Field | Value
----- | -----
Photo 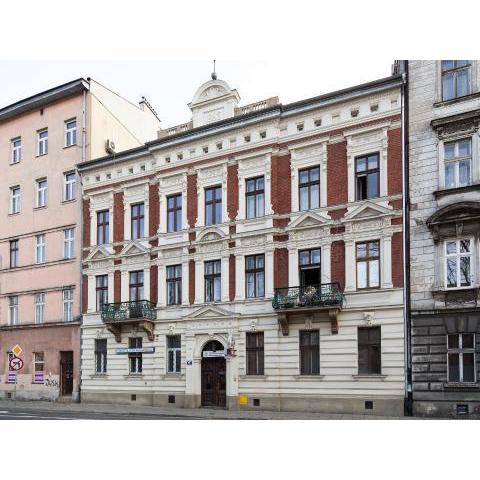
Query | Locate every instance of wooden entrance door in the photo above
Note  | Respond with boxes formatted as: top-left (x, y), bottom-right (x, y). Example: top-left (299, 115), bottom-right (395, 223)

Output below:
top-left (60, 351), bottom-right (74, 396)
top-left (201, 357), bottom-right (226, 408)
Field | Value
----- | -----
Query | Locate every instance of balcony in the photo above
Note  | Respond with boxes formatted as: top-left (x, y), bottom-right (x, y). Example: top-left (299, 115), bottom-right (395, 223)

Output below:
top-left (272, 283), bottom-right (344, 336)
top-left (101, 300), bottom-right (156, 342)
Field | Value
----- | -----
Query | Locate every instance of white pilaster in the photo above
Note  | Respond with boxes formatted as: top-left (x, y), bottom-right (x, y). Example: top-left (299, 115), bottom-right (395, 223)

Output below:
top-left (382, 236), bottom-right (393, 289)
top-left (121, 271), bottom-right (129, 301)
top-left (345, 240), bottom-right (356, 292)
top-left (182, 260), bottom-right (189, 305)
top-left (322, 243), bottom-right (331, 284)
top-left (235, 254), bottom-right (244, 300)
top-left (87, 275), bottom-right (96, 312)
top-left (288, 249), bottom-right (298, 287)
top-left (265, 249), bottom-right (274, 297)
top-left (158, 264), bottom-right (166, 307)
top-left (195, 260), bottom-right (203, 304)
top-left (221, 255), bottom-right (230, 303)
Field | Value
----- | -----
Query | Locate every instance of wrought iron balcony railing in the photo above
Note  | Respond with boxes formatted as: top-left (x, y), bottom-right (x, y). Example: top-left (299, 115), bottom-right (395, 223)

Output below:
top-left (101, 300), bottom-right (157, 323)
top-left (272, 283), bottom-right (344, 310)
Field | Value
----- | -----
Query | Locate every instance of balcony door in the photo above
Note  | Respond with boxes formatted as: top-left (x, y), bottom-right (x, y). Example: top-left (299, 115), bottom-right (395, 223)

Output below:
top-left (299, 248), bottom-right (321, 288)
top-left (129, 271), bottom-right (144, 318)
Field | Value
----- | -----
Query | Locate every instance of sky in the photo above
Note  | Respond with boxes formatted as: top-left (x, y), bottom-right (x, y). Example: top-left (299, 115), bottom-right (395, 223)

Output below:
top-left (0, 60), bottom-right (393, 129)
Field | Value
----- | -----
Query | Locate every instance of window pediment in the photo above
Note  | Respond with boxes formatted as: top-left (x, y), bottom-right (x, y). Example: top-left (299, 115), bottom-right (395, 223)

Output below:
top-left (288, 211), bottom-right (330, 230)
top-left (343, 201), bottom-right (392, 222)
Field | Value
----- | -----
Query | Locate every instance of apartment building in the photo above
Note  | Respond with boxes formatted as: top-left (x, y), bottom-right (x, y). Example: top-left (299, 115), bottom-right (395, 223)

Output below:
top-left (78, 72), bottom-right (405, 415)
top-left (0, 78), bottom-right (160, 401)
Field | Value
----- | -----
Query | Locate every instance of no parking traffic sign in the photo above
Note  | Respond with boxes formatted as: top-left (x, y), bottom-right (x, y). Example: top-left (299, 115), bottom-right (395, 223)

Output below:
top-left (9, 357), bottom-right (24, 371)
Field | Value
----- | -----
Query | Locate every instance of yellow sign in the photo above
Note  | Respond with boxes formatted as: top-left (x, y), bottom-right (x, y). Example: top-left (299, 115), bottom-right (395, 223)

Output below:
top-left (238, 395), bottom-right (248, 405)
top-left (11, 345), bottom-right (22, 357)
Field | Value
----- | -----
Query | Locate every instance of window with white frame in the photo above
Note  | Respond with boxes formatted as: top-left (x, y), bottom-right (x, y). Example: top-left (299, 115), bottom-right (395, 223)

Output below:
top-left (167, 335), bottom-right (181, 373)
top-left (63, 288), bottom-right (74, 322)
top-left (444, 139), bottom-right (472, 189)
top-left (35, 234), bottom-right (46, 264)
top-left (299, 166), bottom-right (320, 211)
top-left (205, 260), bottom-right (221, 302)
top-left (166, 265), bottom-right (182, 305)
top-left (37, 129), bottom-right (48, 156)
top-left (441, 61), bottom-right (471, 101)
top-left (33, 352), bottom-right (45, 383)
top-left (445, 239), bottom-right (472, 288)
top-left (447, 333), bottom-right (476, 383)
top-left (8, 296), bottom-right (18, 325)
top-left (356, 240), bottom-right (380, 289)
top-left (35, 293), bottom-right (45, 324)
top-left (64, 172), bottom-right (76, 201)
top-left (245, 176), bottom-right (265, 219)
top-left (95, 339), bottom-right (107, 373)
top-left (63, 228), bottom-right (75, 259)
top-left (65, 119), bottom-right (77, 147)
top-left (10, 186), bottom-right (20, 214)
top-left (11, 137), bottom-right (21, 164)
top-left (36, 178), bottom-right (47, 207)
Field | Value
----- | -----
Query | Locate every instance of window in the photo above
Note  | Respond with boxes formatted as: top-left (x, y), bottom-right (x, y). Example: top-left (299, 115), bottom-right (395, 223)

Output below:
top-left (96, 210), bottom-right (110, 245)
top-left (299, 248), bottom-right (321, 288)
top-left (128, 337), bottom-right (142, 374)
top-left (64, 228), bottom-right (75, 259)
top-left (245, 254), bottom-right (265, 298)
top-left (6, 353), bottom-right (15, 381)
top-left (35, 234), bottom-right (46, 264)
top-left (96, 275), bottom-right (108, 311)
top-left (10, 186), bottom-right (20, 214)
top-left (36, 178), bottom-right (47, 207)
top-left (131, 203), bottom-right (145, 240)
top-left (65, 119), bottom-right (77, 147)
top-left (167, 265), bottom-right (182, 305)
top-left (33, 353), bottom-right (45, 383)
top-left (205, 260), bottom-right (221, 302)
top-left (64, 172), bottom-right (76, 201)
top-left (356, 240), bottom-right (380, 289)
top-left (167, 194), bottom-right (182, 232)
top-left (246, 332), bottom-right (264, 375)
top-left (129, 271), bottom-right (144, 301)
top-left (446, 239), bottom-right (472, 288)
top-left (167, 335), bottom-right (181, 373)
top-left (8, 296), bottom-right (18, 326)
top-left (37, 129), bottom-right (48, 156)
top-left (95, 339), bottom-right (107, 374)
top-left (444, 139), bottom-right (471, 189)
top-left (246, 176), bottom-right (265, 219)
top-left (35, 293), bottom-right (45, 324)
top-left (299, 166), bottom-right (320, 211)
top-left (10, 240), bottom-right (19, 268)
top-left (448, 333), bottom-right (475, 383)
top-left (63, 288), bottom-right (73, 322)
top-left (205, 186), bottom-right (222, 225)
top-left (300, 330), bottom-right (320, 375)
top-left (11, 138), bottom-right (21, 164)
top-left (442, 60), bottom-right (471, 101)
top-left (358, 327), bottom-right (381, 375)
top-left (355, 153), bottom-right (379, 200)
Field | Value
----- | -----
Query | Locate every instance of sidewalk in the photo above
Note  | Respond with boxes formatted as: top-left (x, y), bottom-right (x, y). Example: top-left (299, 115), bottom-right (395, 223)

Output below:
top-left (0, 399), bottom-right (409, 420)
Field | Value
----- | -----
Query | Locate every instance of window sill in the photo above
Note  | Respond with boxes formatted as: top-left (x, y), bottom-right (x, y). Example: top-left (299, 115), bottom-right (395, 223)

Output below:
top-left (33, 206), bottom-right (47, 211)
top-left (162, 373), bottom-right (184, 379)
top-left (61, 199), bottom-right (77, 205)
top-left (433, 92), bottom-right (480, 108)
top-left (8, 212), bottom-right (20, 217)
top-left (443, 382), bottom-right (480, 391)
top-left (63, 144), bottom-right (77, 150)
top-left (124, 374), bottom-right (144, 379)
top-left (293, 375), bottom-right (325, 381)
top-left (433, 183), bottom-right (480, 198)
top-left (90, 373), bottom-right (108, 378)
top-left (36, 153), bottom-right (48, 158)
top-left (238, 375), bottom-right (267, 380)
top-left (352, 374), bottom-right (386, 381)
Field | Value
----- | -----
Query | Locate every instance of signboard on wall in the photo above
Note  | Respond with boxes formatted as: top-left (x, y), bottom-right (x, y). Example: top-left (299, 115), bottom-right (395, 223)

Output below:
top-left (115, 347), bottom-right (155, 354)
top-left (7, 372), bottom-right (16, 384)
top-left (203, 350), bottom-right (226, 358)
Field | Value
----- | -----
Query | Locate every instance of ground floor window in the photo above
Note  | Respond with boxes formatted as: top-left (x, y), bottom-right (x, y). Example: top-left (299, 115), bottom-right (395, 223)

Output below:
top-left (358, 326), bottom-right (381, 375)
top-left (128, 337), bottom-right (142, 374)
top-left (300, 330), bottom-right (320, 375)
top-left (167, 335), bottom-right (181, 373)
top-left (95, 339), bottom-right (107, 374)
top-left (448, 333), bottom-right (476, 383)
top-left (6, 352), bottom-right (15, 383)
top-left (33, 352), bottom-right (45, 383)
top-left (246, 332), bottom-right (264, 375)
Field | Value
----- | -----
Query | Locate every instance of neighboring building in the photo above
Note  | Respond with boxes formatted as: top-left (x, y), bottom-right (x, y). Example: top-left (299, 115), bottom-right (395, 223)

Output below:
top-left (79, 71), bottom-right (405, 415)
top-left (0, 78), bottom-right (160, 401)
top-left (408, 60), bottom-right (480, 417)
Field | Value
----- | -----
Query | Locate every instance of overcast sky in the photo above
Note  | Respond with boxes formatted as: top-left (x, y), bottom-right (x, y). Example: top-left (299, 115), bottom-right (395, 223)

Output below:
top-left (0, 60), bottom-right (393, 128)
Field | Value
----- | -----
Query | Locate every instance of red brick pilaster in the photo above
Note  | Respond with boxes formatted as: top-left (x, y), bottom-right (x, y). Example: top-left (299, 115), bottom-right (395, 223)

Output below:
top-left (274, 248), bottom-right (289, 289)
top-left (149, 182), bottom-right (160, 246)
top-left (114, 270), bottom-right (121, 303)
top-left (271, 154), bottom-right (291, 216)
top-left (392, 232), bottom-right (404, 287)
top-left (327, 140), bottom-right (348, 206)
top-left (388, 128), bottom-right (402, 196)
top-left (330, 240), bottom-right (345, 289)
top-left (187, 173), bottom-right (198, 229)
top-left (82, 274), bottom-right (88, 313)
top-left (113, 191), bottom-right (124, 243)
top-left (150, 265), bottom-right (158, 304)
top-left (227, 164), bottom-right (239, 221)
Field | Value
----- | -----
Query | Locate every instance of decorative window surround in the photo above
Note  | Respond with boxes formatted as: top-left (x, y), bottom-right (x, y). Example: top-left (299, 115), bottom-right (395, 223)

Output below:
top-left (157, 254), bottom-right (190, 307)
top-left (290, 139), bottom-right (328, 214)
top-left (123, 182), bottom-right (150, 243)
top-left (346, 126), bottom-right (389, 205)
top-left (87, 271), bottom-right (114, 313)
top-left (120, 267), bottom-right (150, 303)
top-left (89, 190), bottom-right (114, 250)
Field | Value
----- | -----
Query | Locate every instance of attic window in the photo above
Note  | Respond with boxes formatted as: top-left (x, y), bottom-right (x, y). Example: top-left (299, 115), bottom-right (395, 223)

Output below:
top-left (296, 123), bottom-right (304, 132)
top-left (244, 135), bottom-right (251, 143)
top-left (314, 119), bottom-right (322, 127)
top-left (128, 167), bottom-right (134, 174)
top-left (350, 109), bottom-right (359, 118)
top-left (216, 142), bottom-right (223, 150)
top-left (260, 131), bottom-right (267, 139)
top-left (370, 104), bottom-right (379, 112)
top-left (140, 164), bottom-right (146, 171)
top-left (106, 173), bottom-right (111, 179)
top-left (202, 146), bottom-right (209, 154)
top-left (165, 156), bottom-right (171, 164)
top-left (177, 153), bottom-right (183, 161)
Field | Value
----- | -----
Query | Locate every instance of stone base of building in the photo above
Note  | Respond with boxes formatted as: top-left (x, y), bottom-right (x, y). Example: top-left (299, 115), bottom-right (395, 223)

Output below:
top-left (413, 400), bottom-right (480, 418)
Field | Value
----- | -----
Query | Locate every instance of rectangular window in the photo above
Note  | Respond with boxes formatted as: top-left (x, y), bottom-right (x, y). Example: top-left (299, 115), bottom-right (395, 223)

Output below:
top-left (444, 139), bottom-right (472, 189)
top-left (8, 296), bottom-right (18, 326)
top-left (167, 194), bottom-right (182, 232)
top-left (10, 240), bottom-right (19, 268)
top-left (65, 119), bottom-right (77, 147)
top-left (205, 186), bottom-right (222, 225)
top-left (96, 275), bottom-right (108, 311)
top-left (35, 234), bottom-right (46, 264)
top-left (246, 332), bottom-right (264, 375)
top-left (446, 239), bottom-right (472, 288)
top-left (167, 265), bottom-right (182, 305)
top-left (299, 166), bottom-right (320, 211)
top-left (11, 137), bottom-right (21, 164)
top-left (358, 327), bottom-right (381, 375)
top-left (64, 228), bottom-right (75, 259)
top-left (131, 202), bottom-right (145, 240)
top-left (447, 333), bottom-right (476, 383)
top-left (35, 293), bottom-right (45, 324)
top-left (300, 330), bottom-right (320, 375)
top-left (10, 186), bottom-right (20, 214)
top-left (129, 270), bottom-right (144, 301)
top-left (246, 176), bottom-right (265, 219)
top-left (33, 352), bottom-right (45, 383)
top-left (95, 339), bottom-right (107, 374)
top-left (355, 153), bottom-right (380, 200)
top-left (64, 172), bottom-right (76, 201)
top-left (37, 129), bottom-right (48, 156)
top-left (245, 254), bottom-right (265, 298)
top-left (63, 288), bottom-right (74, 322)
top-left (128, 337), bottom-right (142, 374)
top-left (36, 178), bottom-right (48, 207)
top-left (167, 335), bottom-right (181, 373)
top-left (96, 210), bottom-right (110, 245)
top-left (299, 248), bottom-right (321, 288)
top-left (205, 260), bottom-right (221, 302)
top-left (7, 353), bottom-right (15, 381)
top-left (442, 60), bottom-right (471, 101)
top-left (356, 240), bottom-right (380, 289)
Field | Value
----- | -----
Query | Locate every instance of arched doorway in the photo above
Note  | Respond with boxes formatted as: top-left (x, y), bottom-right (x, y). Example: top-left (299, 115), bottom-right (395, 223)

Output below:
top-left (201, 340), bottom-right (226, 408)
